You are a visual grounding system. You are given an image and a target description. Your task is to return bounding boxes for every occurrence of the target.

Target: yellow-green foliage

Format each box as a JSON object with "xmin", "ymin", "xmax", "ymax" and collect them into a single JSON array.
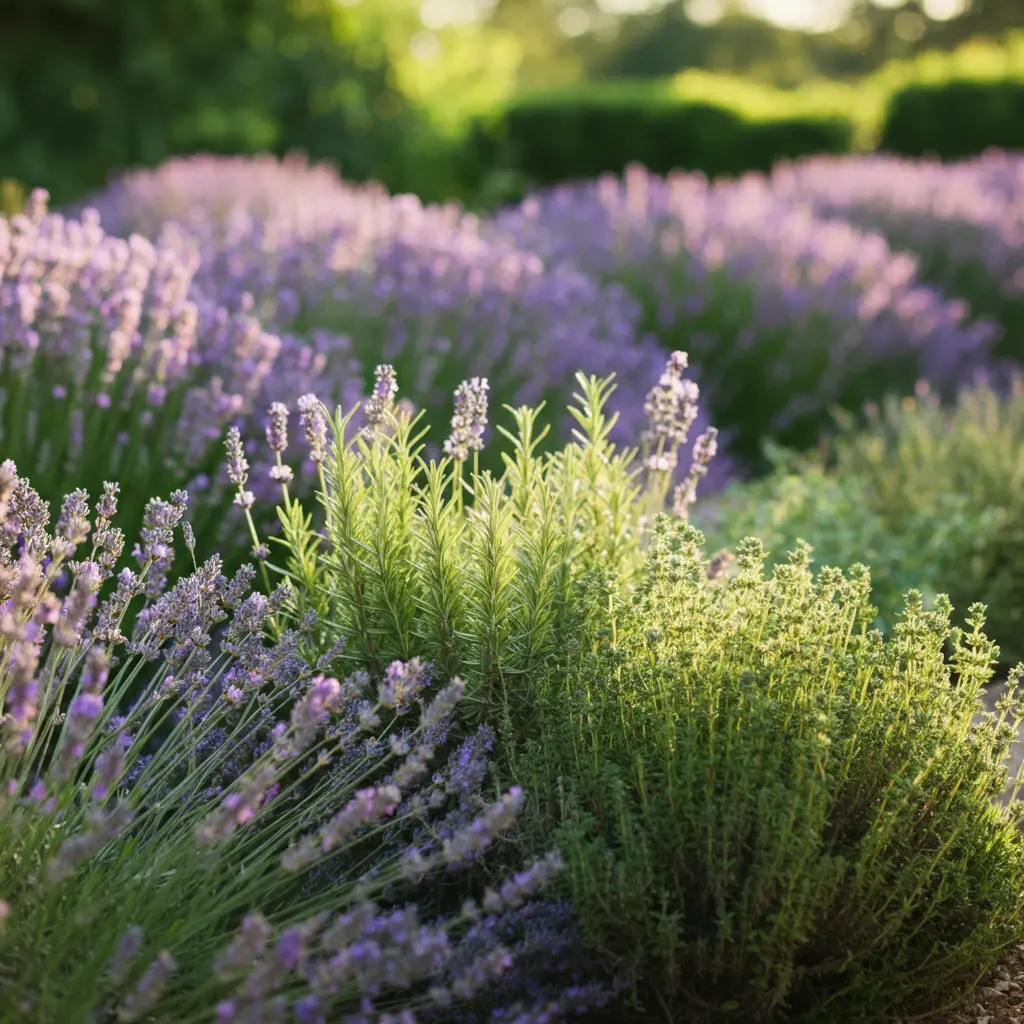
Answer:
[
  {"xmin": 521, "ymin": 518, "xmax": 1024, "ymax": 1021},
  {"xmin": 459, "ymin": 31, "xmax": 1024, "ymax": 199},
  {"xmin": 702, "ymin": 381, "xmax": 1024, "ymax": 668},
  {"xmin": 280, "ymin": 375, "xmax": 1024, "ymax": 1023},
  {"xmin": 277, "ymin": 374, "xmax": 647, "ymax": 708}
]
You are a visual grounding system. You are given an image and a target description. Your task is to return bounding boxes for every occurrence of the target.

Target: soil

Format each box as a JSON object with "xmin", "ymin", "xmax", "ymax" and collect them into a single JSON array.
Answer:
[{"xmin": 903, "ymin": 945, "xmax": 1024, "ymax": 1024}]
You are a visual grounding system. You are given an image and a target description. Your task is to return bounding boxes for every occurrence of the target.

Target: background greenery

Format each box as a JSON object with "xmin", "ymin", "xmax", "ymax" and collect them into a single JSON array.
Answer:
[{"xmin": 3, "ymin": 0, "xmax": 1024, "ymax": 210}]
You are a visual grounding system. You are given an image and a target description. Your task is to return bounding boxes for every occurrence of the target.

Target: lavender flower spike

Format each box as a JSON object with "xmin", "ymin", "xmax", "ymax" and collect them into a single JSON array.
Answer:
[
  {"xmin": 641, "ymin": 351, "xmax": 700, "ymax": 473},
  {"xmin": 116, "ymin": 950, "xmax": 177, "ymax": 1022},
  {"xmin": 298, "ymin": 393, "xmax": 328, "ymax": 464},
  {"xmin": 266, "ymin": 402, "xmax": 289, "ymax": 453},
  {"xmin": 362, "ymin": 364, "xmax": 399, "ymax": 436},
  {"xmin": 444, "ymin": 377, "xmax": 490, "ymax": 462},
  {"xmin": 225, "ymin": 427, "xmax": 249, "ymax": 487},
  {"xmin": 225, "ymin": 427, "xmax": 254, "ymax": 509},
  {"xmin": 107, "ymin": 925, "xmax": 145, "ymax": 987},
  {"xmin": 673, "ymin": 426, "xmax": 719, "ymax": 518}
]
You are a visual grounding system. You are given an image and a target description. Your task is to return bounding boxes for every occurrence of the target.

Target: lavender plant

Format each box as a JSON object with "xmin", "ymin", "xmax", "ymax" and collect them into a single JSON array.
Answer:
[
  {"xmin": 86, "ymin": 154, "xmax": 668, "ymax": 470},
  {"xmin": 0, "ymin": 187, "xmax": 338, "ymax": 560},
  {"xmin": 0, "ymin": 462, "xmax": 592, "ymax": 1023},
  {"xmin": 493, "ymin": 163, "xmax": 995, "ymax": 468},
  {"xmin": 523, "ymin": 518, "xmax": 1024, "ymax": 1021},
  {"xmin": 769, "ymin": 151, "xmax": 1024, "ymax": 363},
  {"xmin": 701, "ymin": 376, "xmax": 1024, "ymax": 666}
]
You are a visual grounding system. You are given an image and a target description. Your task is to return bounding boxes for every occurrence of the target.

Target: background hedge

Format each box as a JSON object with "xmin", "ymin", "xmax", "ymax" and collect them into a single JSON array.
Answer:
[
  {"xmin": 880, "ymin": 78, "xmax": 1024, "ymax": 159},
  {"xmin": 465, "ymin": 84, "xmax": 853, "ymax": 196},
  {"xmin": 0, "ymin": 0, "xmax": 443, "ymax": 206}
]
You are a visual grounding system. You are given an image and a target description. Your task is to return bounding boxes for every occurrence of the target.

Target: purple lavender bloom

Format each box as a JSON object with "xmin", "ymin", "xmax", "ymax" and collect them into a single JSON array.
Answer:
[
  {"xmin": 362, "ymin": 364, "xmax": 399, "ymax": 436},
  {"xmin": 444, "ymin": 378, "xmax": 490, "ymax": 462},
  {"xmin": 493, "ymin": 163, "xmax": 995, "ymax": 469},
  {"xmin": 297, "ymin": 393, "xmax": 329, "ymax": 464},
  {"xmin": 0, "ymin": 465, "xmax": 571, "ymax": 1024},
  {"xmin": 378, "ymin": 658, "xmax": 430, "ymax": 710},
  {"xmin": 768, "ymin": 151, "xmax": 1024, "ymax": 364},
  {"xmin": 0, "ymin": 189, "xmax": 331, "ymax": 557}
]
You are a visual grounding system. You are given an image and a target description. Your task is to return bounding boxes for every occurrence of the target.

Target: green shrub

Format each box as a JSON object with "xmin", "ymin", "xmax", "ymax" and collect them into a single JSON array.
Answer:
[
  {"xmin": 267, "ymin": 364, "xmax": 1024, "ymax": 1022},
  {"xmin": 700, "ymin": 381, "xmax": 1024, "ymax": 667},
  {"xmin": 523, "ymin": 518, "xmax": 1024, "ymax": 1021},
  {"xmin": 880, "ymin": 78, "xmax": 1024, "ymax": 159},
  {"xmin": 467, "ymin": 84, "xmax": 852, "ymax": 196},
  {"xmin": 269, "ymin": 373, "xmax": 653, "ymax": 702}
]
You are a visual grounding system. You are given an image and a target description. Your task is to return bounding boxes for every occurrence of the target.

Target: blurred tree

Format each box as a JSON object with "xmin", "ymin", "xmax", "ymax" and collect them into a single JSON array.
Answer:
[
  {"xmin": 0, "ymin": 0, "xmax": 431, "ymax": 204},
  {"xmin": 488, "ymin": 0, "xmax": 585, "ymax": 86},
  {"xmin": 558, "ymin": 0, "xmax": 1024, "ymax": 86}
]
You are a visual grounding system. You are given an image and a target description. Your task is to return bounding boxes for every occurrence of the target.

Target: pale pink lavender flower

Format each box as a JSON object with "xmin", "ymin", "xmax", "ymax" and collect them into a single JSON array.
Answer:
[
  {"xmin": 116, "ymin": 950, "xmax": 177, "ymax": 1022},
  {"xmin": 673, "ymin": 427, "xmax": 719, "ymax": 518},
  {"xmin": 641, "ymin": 351, "xmax": 701, "ymax": 473},
  {"xmin": 378, "ymin": 658, "xmax": 430, "ymax": 709},
  {"xmin": 362, "ymin": 364, "xmax": 399, "ymax": 436},
  {"xmin": 225, "ymin": 427, "xmax": 250, "ymax": 487},
  {"xmin": 298, "ymin": 393, "xmax": 329, "ymax": 464},
  {"xmin": 444, "ymin": 378, "xmax": 490, "ymax": 462},
  {"xmin": 91, "ymin": 744, "xmax": 126, "ymax": 801},
  {"xmin": 265, "ymin": 402, "xmax": 289, "ymax": 454}
]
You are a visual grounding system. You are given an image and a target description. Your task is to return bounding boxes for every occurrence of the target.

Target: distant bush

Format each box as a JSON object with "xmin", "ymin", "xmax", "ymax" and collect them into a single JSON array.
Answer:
[
  {"xmin": 493, "ymin": 166, "xmax": 992, "ymax": 471},
  {"xmin": 700, "ymin": 379, "xmax": 1024, "ymax": 667},
  {"xmin": 467, "ymin": 84, "xmax": 853, "ymax": 197},
  {"xmin": 768, "ymin": 151, "xmax": 1024, "ymax": 364},
  {"xmin": 880, "ymin": 79, "xmax": 1024, "ymax": 161}
]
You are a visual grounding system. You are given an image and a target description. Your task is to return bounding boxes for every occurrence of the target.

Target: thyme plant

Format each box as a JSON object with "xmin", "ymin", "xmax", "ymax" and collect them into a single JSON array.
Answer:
[
  {"xmin": 524, "ymin": 518, "xmax": 1024, "ymax": 1020},
  {"xmin": 701, "ymin": 377, "xmax": 1024, "ymax": 666}
]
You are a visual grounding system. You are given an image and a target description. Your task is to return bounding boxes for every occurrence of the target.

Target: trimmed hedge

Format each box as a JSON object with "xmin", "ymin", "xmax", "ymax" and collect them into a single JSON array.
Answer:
[
  {"xmin": 0, "ymin": 0, "xmax": 435, "ymax": 207},
  {"xmin": 467, "ymin": 87, "xmax": 853, "ymax": 194},
  {"xmin": 880, "ymin": 78, "xmax": 1024, "ymax": 160}
]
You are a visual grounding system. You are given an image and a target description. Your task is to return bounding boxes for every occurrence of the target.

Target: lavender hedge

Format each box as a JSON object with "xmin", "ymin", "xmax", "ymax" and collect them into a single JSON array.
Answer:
[
  {"xmin": 0, "ymin": 188, "xmax": 323, "ymax": 558},
  {"xmin": 85, "ymin": 155, "xmax": 673, "ymax": 472},
  {"xmin": 768, "ymin": 151, "xmax": 1024, "ymax": 364},
  {"xmin": 493, "ymin": 163, "xmax": 996, "ymax": 468}
]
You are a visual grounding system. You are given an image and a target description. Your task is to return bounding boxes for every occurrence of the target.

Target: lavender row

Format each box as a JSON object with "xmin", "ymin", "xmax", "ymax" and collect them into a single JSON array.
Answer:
[
  {"xmin": 0, "ymin": 460, "xmax": 605, "ymax": 1022},
  {"xmin": 86, "ymin": 155, "xmax": 671, "ymax": 468},
  {"xmin": 493, "ymin": 163, "xmax": 995, "ymax": 468},
  {"xmin": 765, "ymin": 150, "xmax": 1024, "ymax": 365}
]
